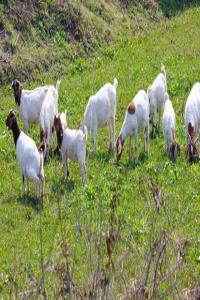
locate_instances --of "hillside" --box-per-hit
[0,0,160,85]
[1,0,198,85]
[1,2,200,300]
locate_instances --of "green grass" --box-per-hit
[1,7,200,299]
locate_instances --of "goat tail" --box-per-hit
[55,79,61,91]
[37,142,44,179]
[113,78,118,90]
[161,63,166,77]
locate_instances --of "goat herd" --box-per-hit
[5,64,200,205]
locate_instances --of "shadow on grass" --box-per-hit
[114,152,148,172]
[88,149,114,163]
[3,194,40,211]
[159,0,200,17]
[161,152,180,166]
[149,128,163,140]
[62,179,75,192]
[188,156,200,164]
[52,177,75,195]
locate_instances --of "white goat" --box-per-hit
[184,82,200,160]
[116,89,149,163]
[40,80,61,161]
[5,110,45,204]
[54,114,87,184]
[148,64,167,135]
[83,78,118,153]
[11,79,48,134]
[162,93,180,160]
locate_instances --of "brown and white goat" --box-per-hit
[116,90,149,163]
[162,95,180,160]
[184,82,200,161]
[168,130,180,160]
[148,64,167,135]
[12,79,48,134]
[54,114,87,184]
[186,123,199,161]
[5,110,45,204]
[39,81,60,162]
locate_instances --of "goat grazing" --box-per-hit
[162,93,180,160]
[5,110,45,205]
[40,80,61,162]
[116,89,149,163]
[148,64,167,135]
[82,78,118,153]
[11,79,48,134]
[184,82,200,161]
[54,114,87,184]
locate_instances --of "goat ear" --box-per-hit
[7,115,15,129]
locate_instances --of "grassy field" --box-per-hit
[1,6,200,299]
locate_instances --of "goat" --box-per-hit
[162,93,180,160]
[39,80,61,162]
[5,110,45,205]
[11,79,48,134]
[116,89,149,163]
[184,82,200,161]
[54,114,87,184]
[148,64,167,135]
[82,78,118,153]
